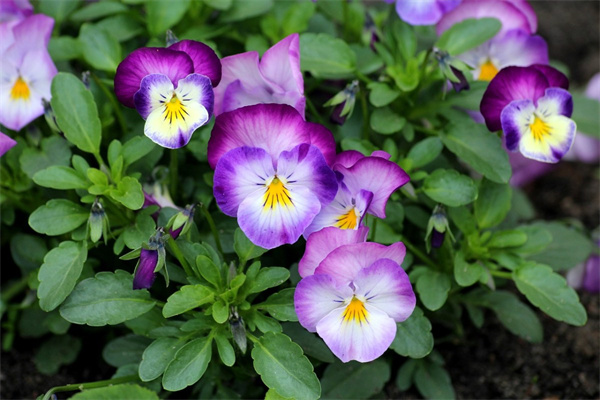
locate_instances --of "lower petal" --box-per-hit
[501,99,535,151]
[519,114,576,163]
[144,101,208,149]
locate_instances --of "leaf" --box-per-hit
[513,262,587,326]
[527,222,593,271]
[196,255,223,289]
[423,169,478,207]
[416,271,451,311]
[396,359,418,391]
[51,72,102,155]
[102,334,151,367]
[390,307,433,359]
[407,137,443,169]
[436,17,501,56]
[480,291,543,343]
[139,337,185,382]
[71,384,159,400]
[487,230,527,248]
[249,267,290,294]
[414,360,456,400]
[29,199,89,236]
[38,241,87,311]
[234,228,267,264]
[321,360,390,399]
[441,120,511,183]
[300,33,356,79]
[70,1,128,21]
[212,299,229,324]
[453,250,482,287]
[281,2,315,37]
[474,178,512,229]
[110,176,145,210]
[60,270,156,326]
[256,288,298,322]
[123,213,155,250]
[162,285,214,318]
[220,0,273,22]
[571,92,599,137]
[146,0,191,37]
[281,323,334,363]
[368,82,400,107]
[122,136,156,166]
[370,107,406,135]
[512,224,553,256]
[251,332,321,400]
[48,36,82,61]
[33,165,89,190]
[10,233,48,274]
[19,136,72,179]
[38,0,80,24]
[162,337,212,391]
[34,334,81,375]
[95,15,143,42]
[215,334,236,367]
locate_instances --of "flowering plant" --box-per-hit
[1,1,597,399]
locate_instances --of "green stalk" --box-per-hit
[91,72,127,135]
[41,375,139,400]
[167,236,194,277]
[169,150,178,202]
[199,203,223,255]
[489,270,512,279]
[400,236,439,270]
[305,96,326,125]
[1,274,30,303]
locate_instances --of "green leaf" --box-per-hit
[480,291,543,343]
[321,360,390,399]
[123,213,155,250]
[407,137,443,169]
[196,255,223,289]
[281,2,315,37]
[95,15,143,42]
[212,299,229,324]
[512,224,553,256]
[436,17,501,55]
[110,176,145,210]
[527,222,593,271]
[251,332,321,400]
[103,334,151,367]
[29,199,89,236]
[139,337,185,382]
[423,169,478,207]
[38,0,80,24]
[146,0,191,37]
[163,285,214,318]
[474,178,512,228]
[48,36,82,61]
[571,92,599,137]
[256,288,298,322]
[234,228,267,264]
[215,334,236,367]
[281,323,334,363]
[122,136,156,166]
[441,120,511,183]
[396,359,417,391]
[368,82,400,107]
[60,270,156,326]
[299,33,356,79]
[453,250,482,287]
[33,166,89,190]
[38,241,87,312]
[51,72,102,155]
[249,267,290,294]
[162,337,212,391]
[34,334,81,375]
[370,107,406,135]
[487,230,527,248]
[71,384,159,400]
[513,262,587,326]
[70,1,127,21]
[390,307,433,358]
[10,233,48,274]
[414,360,455,400]
[20,136,72,179]
[220,0,273,22]
[387,58,420,92]
[416,271,451,311]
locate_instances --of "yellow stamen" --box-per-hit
[163,94,188,124]
[530,115,551,142]
[10,77,30,100]
[478,60,498,81]
[263,177,293,210]
[342,297,368,324]
[334,208,359,230]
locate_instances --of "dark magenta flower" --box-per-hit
[114,40,221,149]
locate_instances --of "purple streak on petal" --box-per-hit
[353,258,416,322]
[299,226,369,278]
[114,47,194,108]
[335,156,410,219]
[395,0,461,26]
[431,229,445,248]
[208,103,312,169]
[489,30,548,71]
[133,249,158,290]
[294,273,353,332]
[503,0,537,33]
[531,64,569,90]
[0,0,33,23]
[500,98,534,151]
[315,242,407,285]
[0,132,17,157]
[213,146,275,217]
[481,65,548,131]
[355,190,374,223]
[168,40,221,87]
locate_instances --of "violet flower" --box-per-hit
[114,40,221,149]
[393,0,462,26]
[132,229,167,290]
[0,14,57,131]
[208,104,338,249]
[294,228,415,362]
[0,0,32,22]
[0,132,17,157]
[213,34,305,118]
[480,64,576,163]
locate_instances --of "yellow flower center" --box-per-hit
[342,297,368,324]
[335,208,359,230]
[163,94,188,124]
[478,60,498,81]
[530,115,551,141]
[263,177,293,210]
[10,77,30,100]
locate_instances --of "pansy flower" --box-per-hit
[304,150,410,237]
[0,14,57,131]
[295,228,416,362]
[213,33,305,118]
[114,40,221,149]
[392,0,462,26]
[209,104,337,249]
[481,64,575,163]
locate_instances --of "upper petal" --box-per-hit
[4,14,54,65]
[168,40,221,87]
[488,30,548,71]
[531,64,569,90]
[395,0,461,26]
[502,0,537,33]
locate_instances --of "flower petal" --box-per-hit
[519,114,576,163]
[531,64,569,90]
[316,302,397,363]
[537,87,573,118]
[299,226,369,278]
[168,40,221,87]
[114,47,194,108]
[486,30,548,72]
[395,0,461,26]
[315,242,407,285]
[0,0,33,23]
[294,273,352,332]
[4,14,53,65]
[133,249,158,290]
[503,0,537,32]
[500,98,535,152]
[0,131,17,157]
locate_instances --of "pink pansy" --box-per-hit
[213,34,305,118]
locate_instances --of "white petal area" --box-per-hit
[144,101,208,149]
[519,114,576,163]
[134,74,175,119]
[316,303,397,363]
[237,184,321,249]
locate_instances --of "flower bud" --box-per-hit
[42,98,61,134]
[88,198,108,243]
[133,228,167,290]
[425,204,454,252]
[81,71,91,90]
[434,48,470,93]
[229,308,247,354]
[325,80,359,125]
[168,203,196,240]
[166,30,179,47]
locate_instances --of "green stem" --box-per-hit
[413,125,439,136]
[167,236,194,277]
[169,150,178,202]
[400,236,438,270]
[359,84,369,141]
[1,274,30,303]
[489,270,512,279]
[91,72,127,135]
[355,70,372,85]
[246,332,259,343]
[200,204,223,255]
[41,374,139,400]
[305,96,326,125]
[369,217,377,241]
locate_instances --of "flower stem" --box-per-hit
[0,274,30,303]
[489,270,513,279]
[91,72,127,135]
[40,374,139,400]
[169,149,178,202]
[200,203,224,255]
[167,236,194,277]
[400,236,438,270]
[305,96,326,125]
[359,84,369,141]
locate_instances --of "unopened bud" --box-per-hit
[425,204,454,252]
[88,198,108,243]
[229,308,247,354]
[42,99,61,134]
[325,80,359,125]
[166,30,179,47]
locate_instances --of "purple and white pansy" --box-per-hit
[114,40,221,149]
[295,227,416,362]
[209,104,337,249]
[391,0,462,26]
[481,64,575,163]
